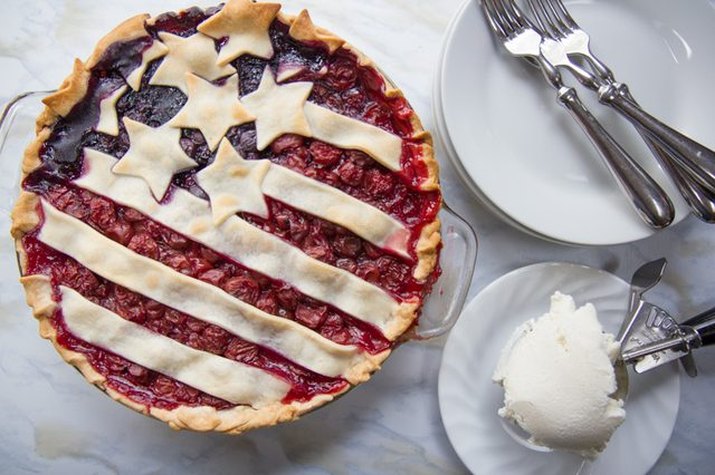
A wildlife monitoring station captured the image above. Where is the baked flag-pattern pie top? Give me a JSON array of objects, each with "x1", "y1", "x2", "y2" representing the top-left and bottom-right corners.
[{"x1": 11, "y1": 0, "x2": 441, "y2": 433}]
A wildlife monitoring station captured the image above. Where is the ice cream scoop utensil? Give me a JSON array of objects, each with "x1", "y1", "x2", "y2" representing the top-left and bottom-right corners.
[
  {"x1": 617, "y1": 258, "x2": 667, "y2": 344},
  {"x1": 620, "y1": 301, "x2": 715, "y2": 374}
]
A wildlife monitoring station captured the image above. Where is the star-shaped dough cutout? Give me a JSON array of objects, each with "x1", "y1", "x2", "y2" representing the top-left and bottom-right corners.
[
  {"x1": 196, "y1": 138, "x2": 271, "y2": 224},
  {"x1": 149, "y1": 32, "x2": 235, "y2": 94},
  {"x1": 125, "y1": 40, "x2": 169, "y2": 91},
  {"x1": 95, "y1": 85, "x2": 127, "y2": 136},
  {"x1": 113, "y1": 118, "x2": 198, "y2": 200},
  {"x1": 288, "y1": 10, "x2": 344, "y2": 54},
  {"x1": 241, "y1": 67, "x2": 313, "y2": 150},
  {"x1": 168, "y1": 73, "x2": 254, "y2": 151},
  {"x1": 198, "y1": 0, "x2": 281, "y2": 65}
]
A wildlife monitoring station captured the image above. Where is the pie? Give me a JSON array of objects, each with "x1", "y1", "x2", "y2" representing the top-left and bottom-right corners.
[{"x1": 10, "y1": 0, "x2": 441, "y2": 434}]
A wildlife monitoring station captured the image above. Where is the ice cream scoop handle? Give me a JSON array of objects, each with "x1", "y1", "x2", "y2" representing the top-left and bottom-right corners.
[{"x1": 683, "y1": 306, "x2": 715, "y2": 346}]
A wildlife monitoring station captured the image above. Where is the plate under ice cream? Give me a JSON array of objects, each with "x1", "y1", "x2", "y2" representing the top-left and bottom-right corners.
[{"x1": 493, "y1": 291, "x2": 626, "y2": 459}]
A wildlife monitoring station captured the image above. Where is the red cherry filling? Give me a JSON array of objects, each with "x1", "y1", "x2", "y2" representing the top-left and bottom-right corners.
[{"x1": 23, "y1": 236, "x2": 348, "y2": 408}]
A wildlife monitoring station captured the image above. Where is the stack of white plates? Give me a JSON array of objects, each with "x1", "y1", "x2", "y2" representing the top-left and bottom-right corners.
[{"x1": 432, "y1": 0, "x2": 715, "y2": 246}]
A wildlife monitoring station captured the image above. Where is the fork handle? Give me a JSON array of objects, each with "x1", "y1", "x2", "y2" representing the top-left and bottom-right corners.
[
  {"x1": 648, "y1": 138, "x2": 715, "y2": 223},
  {"x1": 557, "y1": 87, "x2": 674, "y2": 229},
  {"x1": 600, "y1": 83, "x2": 715, "y2": 194},
  {"x1": 613, "y1": 89, "x2": 715, "y2": 222}
]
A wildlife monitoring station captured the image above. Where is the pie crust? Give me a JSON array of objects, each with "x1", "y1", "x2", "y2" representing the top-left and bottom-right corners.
[{"x1": 11, "y1": 0, "x2": 441, "y2": 434}]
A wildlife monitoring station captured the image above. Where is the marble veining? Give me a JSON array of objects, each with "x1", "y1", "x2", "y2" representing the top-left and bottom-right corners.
[{"x1": 1, "y1": 0, "x2": 714, "y2": 473}]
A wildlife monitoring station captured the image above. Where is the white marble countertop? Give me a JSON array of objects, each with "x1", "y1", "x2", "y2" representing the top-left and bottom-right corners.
[{"x1": 1, "y1": 0, "x2": 713, "y2": 473}]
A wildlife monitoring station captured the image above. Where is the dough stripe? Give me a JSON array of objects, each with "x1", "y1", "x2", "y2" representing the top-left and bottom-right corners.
[
  {"x1": 59, "y1": 286, "x2": 291, "y2": 407},
  {"x1": 37, "y1": 199, "x2": 366, "y2": 379}
]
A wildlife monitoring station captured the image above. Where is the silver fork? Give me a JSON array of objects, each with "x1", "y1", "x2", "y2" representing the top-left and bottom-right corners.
[
  {"x1": 481, "y1": 0, "x2": 674, "y2": 229},
  {"x1": 527, "y1": 0, "x2": 715, "y2": 216},
  {"x1": 527, "y1": 0, "x2": 715, "y2": 223}
]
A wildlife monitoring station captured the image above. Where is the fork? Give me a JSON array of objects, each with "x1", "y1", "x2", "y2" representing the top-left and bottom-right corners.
[
  {"x1": 481, "y1": 0, "x2": 674, "y2": 229},
  {"x1": 526, "y1": 0, "x2": 715, "y2": 209},
  {"x1": 526, "y1": 0, "x2": 715, "y2": 223}
]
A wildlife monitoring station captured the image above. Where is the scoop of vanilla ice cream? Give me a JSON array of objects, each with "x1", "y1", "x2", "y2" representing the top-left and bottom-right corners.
[{"x1": 493, "y1": 291, "x2": 626, "y2": 459}]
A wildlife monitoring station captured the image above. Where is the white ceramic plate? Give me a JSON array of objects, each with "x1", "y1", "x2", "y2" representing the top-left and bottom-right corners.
[
  {"x1": 433, "y1": 68, "x2": 560, "y2": 244},
  {"x1": 436, "y1": 0, "x2": 715, "y2": 246},
  {"x1": 438, "y1": 262, "x2": 680, "y2": 475}
]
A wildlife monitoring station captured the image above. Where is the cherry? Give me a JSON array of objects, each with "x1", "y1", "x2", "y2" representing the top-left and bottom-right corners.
[
  {"x1": 225, "y1": 339, "x2": 259, "y2": 363},
  {"x1": 342, "y1": 88, "x2": 366, "y2": 114},
  {"x1": 309, "y1": 141, "x2": 342, "y2": 166},
  {"x1": 161, "y1": 249, "x2": 192, "y2": 274},
  {"x1": 256, "y1": 294, "x2": 278, "y2": 315},
  {"x1": 224, "y1": 275, "x2": 260, "y2": 304},
  {"x1": 295, "y1": 304, "x2": 327, "y2": 329},
  {"x1": 55, "y1": 191, "x2": 90, "y2": 220},
  {"x1": 335, "y1": 258, "x2": 357, "y2": 273},
  {"x1": 276, "y1": 287, "x2": 300, "y2": 310},
  {"x1": 122, "y1": 208, "x2": 144, "y2": 223},
  {"x1": 283, "y1": 149, "x2": 309, "y2": 173},
  {"x1": 363, "y1": 102, "x2": 392, "y2": 129},
  {"x1": 105, "y1": 221, "x2": 133, "y2": 245},
  {"x1": 303, "y1": 234, "x2": 333, "y2": 261},
  {"x1": 145, "y1": 300, "x2": 165, "y2": 320},
  {"x1": 153, "y1": 375, "x2": 176, "y2": 397},
  {"x1": 189, "y1": 256, "x2": 214, "y2": 276},
  {"x1": 199, "y1": 247, "x2": 222, "y2": 264},
  {"x1": 128, "y1": 233, "x2": 159, "y2": 259},
  {"x1": 336, "y1": 160, "x2": 364, "y2": 186},
  {"x1": 104, "y1": 354, "x2": 130, "y2": 372},
  {"x1": 356, "y1": 261, "x2": 380, "y2": 284},
  {"x1": 89, "y1": 197, "x2": 116, "y2": 228},
  {"x1": 199, "y1": 268, "x2": 227, "y2": 287},
  {"x1": 334, "y1": 235, "x2": 362, "y2": 258},
  {"x1": 326, "y1": 57, "x2": 358, "y2": 91},
  {"x1": 363, "y1": 168, "x2": 394, "y2": 196},
  {"x1": 271, "y1": 134, "x2": 304, "y2": 154}
]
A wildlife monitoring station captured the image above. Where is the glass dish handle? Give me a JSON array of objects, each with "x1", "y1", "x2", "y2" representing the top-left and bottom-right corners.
[
  {"x1": 0, "y1": 91, "x2": 53, "y2": 215},
  {"x1": 0, "y1": 91, "x2": 51, "y2": 146},
  {"x1": 411, "y1": 202, "x2": 478, "y2": 340}
]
